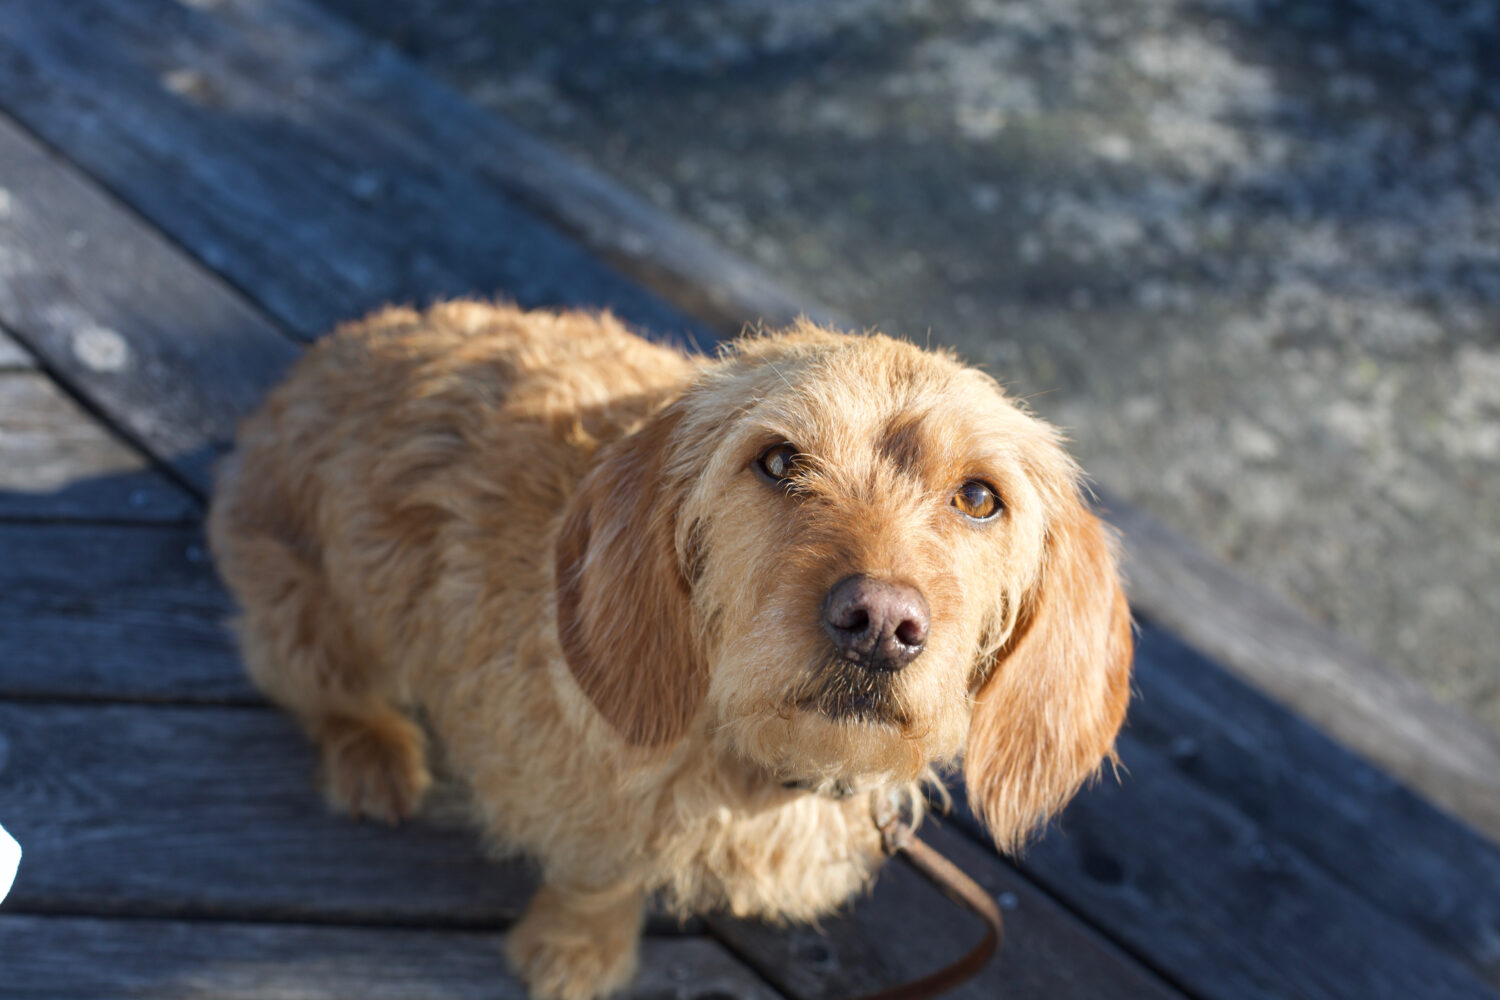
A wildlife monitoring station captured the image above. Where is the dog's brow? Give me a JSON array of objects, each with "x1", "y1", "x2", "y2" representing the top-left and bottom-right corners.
[{"x1": 876, "y1": 415, "x2": 929, "y2": 474}]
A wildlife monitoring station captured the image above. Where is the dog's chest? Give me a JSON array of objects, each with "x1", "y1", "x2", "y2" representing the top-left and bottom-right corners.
[{"x1": 648, "y1": 782, "x2": 893, "y2": 921}]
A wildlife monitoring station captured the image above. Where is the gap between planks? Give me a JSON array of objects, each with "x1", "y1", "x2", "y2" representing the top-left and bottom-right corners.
[
  {"x1": 0, "y1": 350, "x2": 197, "y2": 521},
  {"x1": 0, "y1": 914, "x2": 785, "y2": 1000}
]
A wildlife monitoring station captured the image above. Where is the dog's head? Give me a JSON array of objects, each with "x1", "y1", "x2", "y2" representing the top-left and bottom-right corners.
[{"x1": 555, "y1": 324, "x2": 1132, "y2": 851}]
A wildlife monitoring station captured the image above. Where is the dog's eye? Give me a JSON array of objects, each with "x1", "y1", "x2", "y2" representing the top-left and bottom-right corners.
[
  {"x1": 756, "y1": 442, "x2": 803, "y2": 485},
  {"x1": 952, "y1": 480, "x2": 1002, "y2": 520}
]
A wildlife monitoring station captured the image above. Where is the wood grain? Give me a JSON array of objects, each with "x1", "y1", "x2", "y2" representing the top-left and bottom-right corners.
[
  {"x1": 240, "y1": 0, "x2": 847, "y2": 336},
  {"x1": 0, "y1": 0, "x2": 706, "y2": 346},
  {"x1": 0, "y1": 702, "x2": 534, "y2": 924},
  {"x1": 0, "y1": 523, "x2": 251, "y2": 702},
  {"x1": 1103, "y1": 488, "x2": 1500, "y2": 845},
  {"x1": 0, "y1": 111, "x2": 298, "y2": 492},
  {"x1": 0, "y1": 329, "x2": 34, "y2": 369},
  {"x1": 710, "y1": 819, "x2": 1184, "y2": 1000},
  {"x1": 0, "y1": 370, "x2": 195, "y2": 521},
  {"x1": 0, "y1": 915, "x2": 781, "y2": 1000},
  {"x1": 927, "y1": 627, "x2": 1500, "y2": 999},
  {"x1": 1124, "y1": 622, "x2": 1500, "y2": 987},
  {"x1": 0, "y1": 700, "x2": 1182, "y2": 999},
  {"x1": 993, "y1": 746, "x2": 1498, "y2": 1000}
]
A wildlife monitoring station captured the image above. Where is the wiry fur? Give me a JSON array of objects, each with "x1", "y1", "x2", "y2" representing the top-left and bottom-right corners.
[{"x1": 208, "y1": 302, "x2": 1133, "y2": 1000}]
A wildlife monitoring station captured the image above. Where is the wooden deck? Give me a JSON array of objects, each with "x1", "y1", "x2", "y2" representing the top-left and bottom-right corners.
[{"x1": 1, "y1": 1, "x2": 1498, "y2": 997}]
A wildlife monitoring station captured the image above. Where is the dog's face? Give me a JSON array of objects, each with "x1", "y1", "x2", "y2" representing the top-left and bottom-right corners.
[{"x1": 556, "y1": 325, "x2": 1132, "y2": 851}]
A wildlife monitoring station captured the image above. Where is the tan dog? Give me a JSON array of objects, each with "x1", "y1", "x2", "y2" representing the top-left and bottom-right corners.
[{"x1": 208, "y1": 302, "x2": 1132, "y2": 1000}]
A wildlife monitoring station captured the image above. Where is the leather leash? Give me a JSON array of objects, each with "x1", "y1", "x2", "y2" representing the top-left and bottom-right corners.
[{"x1": 851, "y1": 791, "x2": 1004, "y2": 1000}]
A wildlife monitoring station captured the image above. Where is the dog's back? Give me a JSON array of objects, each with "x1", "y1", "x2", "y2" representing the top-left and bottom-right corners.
[{"x1": 208, "y1": 301, "x2": 697, "y2": 823}]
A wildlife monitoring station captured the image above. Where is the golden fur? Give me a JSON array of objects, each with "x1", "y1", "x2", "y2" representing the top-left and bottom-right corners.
[{"x1": 208, "y1": 302, "x2": 1133, "y2": 1000}]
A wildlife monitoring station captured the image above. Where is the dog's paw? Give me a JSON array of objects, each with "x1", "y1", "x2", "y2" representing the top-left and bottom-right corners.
[
  {"x1": 317, "y1": 711, "x2": 431, "y2": 825},
  {"x1": 507, "y1": 928, "x2": 638, "y2": 1000},
  {"x1": 506, "y1": 885, "x2": 643, "y2": 1000}
]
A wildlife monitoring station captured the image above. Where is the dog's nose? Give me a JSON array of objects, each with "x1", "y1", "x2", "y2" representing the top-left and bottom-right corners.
[{"x1": 822, "y1": 575, "x2": 929, "y2": 671}]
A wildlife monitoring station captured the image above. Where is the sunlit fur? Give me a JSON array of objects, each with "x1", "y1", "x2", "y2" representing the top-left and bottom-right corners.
[{"x1": 208, "y1": 302, "x2": 1133, "y2": 1000}]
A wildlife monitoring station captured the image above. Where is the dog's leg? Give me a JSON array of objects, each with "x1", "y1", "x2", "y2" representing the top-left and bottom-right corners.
[
  {"x1": 506, "y1": 880, "x2": 645, "y2": 1000},
  {"x1": 313, "y1": 707, "x2": 431, "y2": 825},
  {"x1": 217, "y1": 530, "x2": 431, "y2": 825}
]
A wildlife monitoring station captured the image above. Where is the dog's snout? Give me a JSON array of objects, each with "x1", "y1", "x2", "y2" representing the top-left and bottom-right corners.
[{"x1": 822, "y1": 575, "x2": 929, "y2": 670}]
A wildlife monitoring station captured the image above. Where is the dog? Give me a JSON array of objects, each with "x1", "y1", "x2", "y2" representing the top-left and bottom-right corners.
[{"x1": 208, "y1": 301, "x2": 1132, "y2": 1000}]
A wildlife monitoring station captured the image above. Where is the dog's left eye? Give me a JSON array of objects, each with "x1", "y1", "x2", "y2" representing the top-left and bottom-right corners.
[
  {"x1": 952, "y1": 480, "x2": 1002, "y2": 520},
  {"x1": 756, "y1": 442, "x2": 803, "y2": 485}
]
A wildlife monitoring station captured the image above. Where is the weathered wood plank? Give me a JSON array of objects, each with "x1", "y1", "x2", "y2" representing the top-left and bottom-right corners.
[
  {"x1": 0, "y1": 523, "x2": 251, "y2": 703},
  {"x1": 13, "y1": 521, "x2": 1494, "y2": 995},
  {"x1": 0, "y1": 329, "x2": 34, "y2": 369},
  {"x1": 0, "y1": 370, "x2": 196, "y2": 521},
  {"x1": 0, "y1": 702, "x2": 534, "y2": 923},
  {"x1": 998, "y1": 756, "x2": 1496, "y2": 999},
  {"x1": 0, "y1": 0, "x2": 705, "y2": 346},
  {"x1": 0, "y1": 111, "x2": 298, "y2": 492},
  {"x1": 0, "y1": 700, "x2": 1182, "y2": 1000},
  {"x1": 1124, "y1": 622, "x2": 1500, "y2": 987},
  {"x1": 0, "y1": 915, "x2": 781, "y2": 1000},
  {"x1": 9, "y1": 524, "x2": 1492, "y2": 998},
  {"x1": 1102, "y1": 489, "x2": 1500, "y2": 846},
  {"x1": 710, "y1": 819, "x2": 1183, "y2": 1000},
  {"x1": 926, "y1": 632, "x2": 1500, "y2": 1000},
  {"x1": 223, "y1": 0, "x2": 844, "y2": 336}
]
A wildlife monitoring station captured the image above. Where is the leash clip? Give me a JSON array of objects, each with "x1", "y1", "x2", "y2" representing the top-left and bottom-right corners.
[{"x1": 872, "y1": 786, "x2": 918, "y2": 855}]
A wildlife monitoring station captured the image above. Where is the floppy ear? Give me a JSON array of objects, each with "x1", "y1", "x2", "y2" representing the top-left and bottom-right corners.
[
  {"x1": 554, "y1": 406, "x2": 706, "y2": 748},
  {"x1": 965, "y1": 494, "x2": 1133, "y2": 853}
]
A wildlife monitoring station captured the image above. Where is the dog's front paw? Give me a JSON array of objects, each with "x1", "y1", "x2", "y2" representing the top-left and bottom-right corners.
[
  {"x1": 506, "y1": 884, "x2": 644, "y2": 1000},
  {"x1": 317, "y1": 710, "x2": 431, "y2": 825}
]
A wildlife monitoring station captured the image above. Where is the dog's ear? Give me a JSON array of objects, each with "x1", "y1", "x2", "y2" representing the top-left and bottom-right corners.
[
  {"x1": 964, "y1": 494, "x2": 1133, "y2": 853},
  {"x1": 554, "y1": 406, "x2": 706, "y2": 748}
]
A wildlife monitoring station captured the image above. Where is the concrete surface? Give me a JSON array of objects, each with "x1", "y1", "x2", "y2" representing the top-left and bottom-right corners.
[{"x1": 319, "y1": 0, "x2": 1500, "y2": 734}]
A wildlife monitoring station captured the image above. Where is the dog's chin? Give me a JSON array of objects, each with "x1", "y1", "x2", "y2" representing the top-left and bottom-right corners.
[
  {"x1": 796, "y1": 655, "x2": 915, "y2": 724},
  {"x1": 800, "y1": 690, "x2": 902, "y2": 727},
  {"x1": 708, "y1": 644, "x2": 972, "y2": 795},
  {"x1": 717, "y1": 700, "x2": 935, "y2": 795}
]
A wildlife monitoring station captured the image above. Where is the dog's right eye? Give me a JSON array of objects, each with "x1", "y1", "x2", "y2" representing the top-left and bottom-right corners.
[
  {"x1": 756, "y1": 442, "x2": 803, "y2": 485},
  {"x1": 953, "y1": 479, "x2": 1003, "y2": 520}
]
